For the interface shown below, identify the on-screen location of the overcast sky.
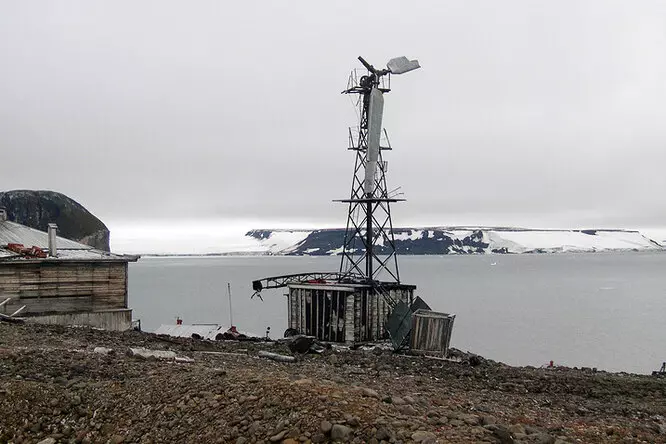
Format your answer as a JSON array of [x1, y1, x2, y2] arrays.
[[2, 1, 666, 251]]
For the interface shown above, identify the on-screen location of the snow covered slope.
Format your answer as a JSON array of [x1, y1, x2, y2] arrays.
[[245, 229, 313, 254], [245, 227, 664, 255]]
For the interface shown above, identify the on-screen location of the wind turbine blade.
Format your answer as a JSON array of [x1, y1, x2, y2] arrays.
[[364, 87, 384, 195], [387, 56, 421, 75]]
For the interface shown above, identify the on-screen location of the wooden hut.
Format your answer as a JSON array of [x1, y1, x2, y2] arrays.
[[286, 281, 416, 343], [0, 208, 139, 330]]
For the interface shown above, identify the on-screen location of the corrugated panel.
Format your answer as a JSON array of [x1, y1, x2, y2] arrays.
[[386, 300, 413, 350], [0, 249, 138, 262], [0, 249, 18, 258], [0, 220, 138, 262], [0, 220, 90, 249], [55, 250, 134, 260]]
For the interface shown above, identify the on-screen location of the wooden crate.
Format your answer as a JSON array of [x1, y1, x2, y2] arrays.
[[410, 309, 455, 357]]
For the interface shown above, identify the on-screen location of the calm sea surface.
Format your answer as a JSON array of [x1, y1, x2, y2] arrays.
[[128, 252, 666, 374]]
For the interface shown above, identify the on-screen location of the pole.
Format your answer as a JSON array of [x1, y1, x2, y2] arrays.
[[366, 200, 373, 282], [227, 282, 234, 327]]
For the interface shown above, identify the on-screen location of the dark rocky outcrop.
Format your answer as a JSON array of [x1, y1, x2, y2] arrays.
[[247, 228, 491, 255], [0, 190, 110, 251]]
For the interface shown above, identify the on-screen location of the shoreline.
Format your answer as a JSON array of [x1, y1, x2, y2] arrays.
[[134, 249, 666, 258]]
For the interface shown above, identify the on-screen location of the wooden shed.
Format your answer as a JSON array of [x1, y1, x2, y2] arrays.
[[287, 281, 416, 343], [409, 309, 455, 357], [0, 209, 139, 330]]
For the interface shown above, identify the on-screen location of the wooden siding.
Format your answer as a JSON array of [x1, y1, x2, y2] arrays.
[[289, 284, 414, 343], [0, 262, 128, 316], [410, 310, 455, 356], [28, 309, 132, 331]]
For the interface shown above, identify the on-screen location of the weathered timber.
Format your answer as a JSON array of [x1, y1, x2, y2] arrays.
[[287, 283, 414, 343], [0, 262, 128, 317]]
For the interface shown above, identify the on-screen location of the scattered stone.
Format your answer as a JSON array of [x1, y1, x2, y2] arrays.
[[481, 415, 496, 425], [411, 431, 436, 443], [461, 414, 480, 425], [375, 427, 392, 441], [320, 421, 332, 434], [270, 431, 287, 442], [396, 405, 418, 416], [93, 347, 113, 355], [508, 424, 526, 436], [532, 433, 556, 444], [311, 434, 326, 443], [492, 426, 515, 444], [360, 387, 380, 399], [330, 424, 352, 441], [292, 378, 313, 385], [0, 322, 660, 444]]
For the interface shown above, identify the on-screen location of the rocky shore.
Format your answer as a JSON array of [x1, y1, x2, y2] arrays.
[[1, 323, 665, 443]]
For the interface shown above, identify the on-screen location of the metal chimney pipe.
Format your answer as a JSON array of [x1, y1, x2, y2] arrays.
[[48, 223, 58, 257]]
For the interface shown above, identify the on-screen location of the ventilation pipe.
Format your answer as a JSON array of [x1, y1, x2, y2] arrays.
[[0, 207, 7, 221], [48, 223, 58, 257]]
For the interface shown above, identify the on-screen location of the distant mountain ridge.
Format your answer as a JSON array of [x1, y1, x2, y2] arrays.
[[246, 227, 664, 256], [0, 190, 110, 251]]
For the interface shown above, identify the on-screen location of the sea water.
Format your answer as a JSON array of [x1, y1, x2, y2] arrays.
[[128, 252, 666, 374]]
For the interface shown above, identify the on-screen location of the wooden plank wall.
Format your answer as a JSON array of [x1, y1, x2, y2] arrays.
[[287, 285, 415, 344], [28, 309, 132, 331], [0, 262, 128, 315], [410, 312, 455, 357], [289, 287, 348, 342]]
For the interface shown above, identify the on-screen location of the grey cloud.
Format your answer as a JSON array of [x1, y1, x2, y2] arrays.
[[1, 1, 665, 231]]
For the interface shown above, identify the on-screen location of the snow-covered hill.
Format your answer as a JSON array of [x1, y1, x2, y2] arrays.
[[245, 227, 664, 255]]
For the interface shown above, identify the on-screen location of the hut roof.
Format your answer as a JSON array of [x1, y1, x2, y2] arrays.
[[0, 219, 138, 263]]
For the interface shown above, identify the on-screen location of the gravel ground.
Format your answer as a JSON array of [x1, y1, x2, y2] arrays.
[[1, 322, 665, 444]]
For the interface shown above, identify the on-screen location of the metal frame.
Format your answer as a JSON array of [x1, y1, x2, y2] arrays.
[[252, 271, 364, 293], [338, 56, 402, 286], [249, 57, 419, 312]]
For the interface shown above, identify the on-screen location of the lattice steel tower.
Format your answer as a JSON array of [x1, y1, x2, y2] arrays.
[[338, 56, 420, 285]]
